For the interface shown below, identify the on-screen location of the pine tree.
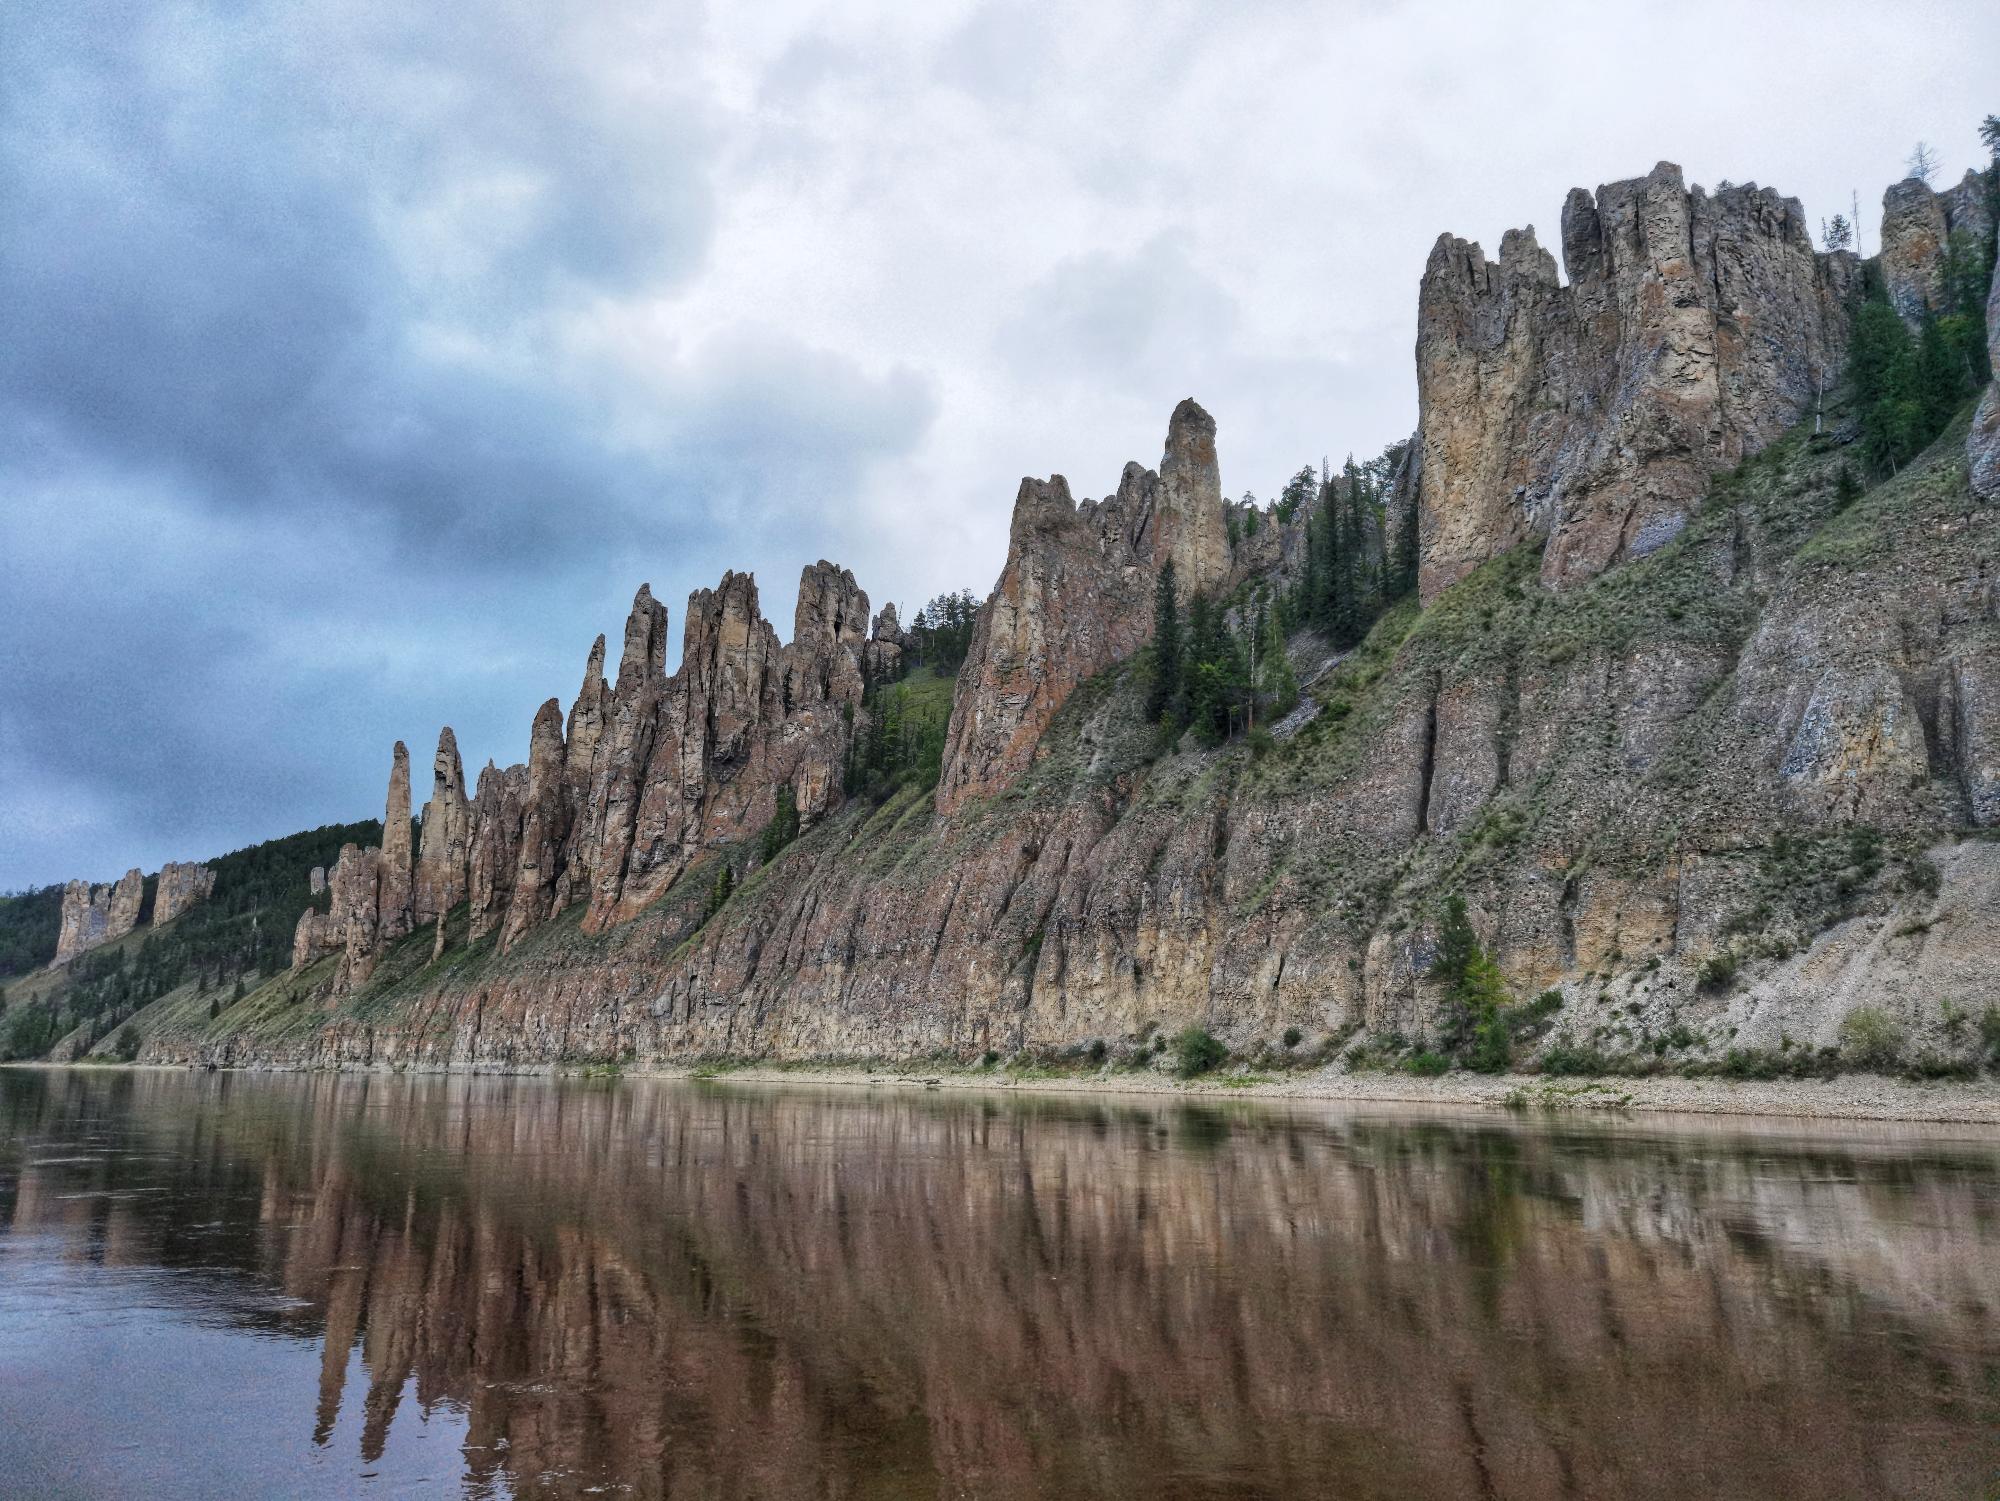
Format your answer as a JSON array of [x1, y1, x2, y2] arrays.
[[1257, 598, 1296, 717], [707, 862, 735, 917]]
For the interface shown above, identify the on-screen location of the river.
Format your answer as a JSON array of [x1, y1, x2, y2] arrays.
[[2, 1068, 1997, 1498]]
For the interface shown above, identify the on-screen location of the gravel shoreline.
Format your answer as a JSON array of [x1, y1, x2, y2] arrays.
[[659, 1063, 2000, 1125]]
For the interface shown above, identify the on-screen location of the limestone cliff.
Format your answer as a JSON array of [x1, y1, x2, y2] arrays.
[[146, 153, 2000, 1081], [1414, 163, 1856, 599]]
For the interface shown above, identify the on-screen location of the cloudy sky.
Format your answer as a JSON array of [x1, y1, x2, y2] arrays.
[[2, 0, 1993, 889]]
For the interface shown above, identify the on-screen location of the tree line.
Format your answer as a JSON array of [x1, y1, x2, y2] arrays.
[[1148, 438, 1415, 748]]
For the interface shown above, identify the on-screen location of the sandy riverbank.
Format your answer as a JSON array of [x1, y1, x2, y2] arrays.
[[649, 1061, 2000, 1125]]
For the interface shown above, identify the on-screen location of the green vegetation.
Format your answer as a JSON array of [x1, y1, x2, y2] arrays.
[[1850, 128, 1995, 475], [1289, 443, 1414, 650], [899, 590, 981, 676], [1837, 1006, 1907, 1072], [757, 786, 801, 865], [0, 820, 379, 1061], [0, 884, 64, 977], [845, 666, 956, 799], [1431, 895, 1512, 1073], [1171, 1026, 1228, 1078]]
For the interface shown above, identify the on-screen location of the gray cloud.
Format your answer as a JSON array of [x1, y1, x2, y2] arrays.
[[3, 0, 1995, 888]]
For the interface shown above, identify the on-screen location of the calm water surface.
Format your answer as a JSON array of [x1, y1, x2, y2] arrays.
[[2, 1069, 1998, 1500]]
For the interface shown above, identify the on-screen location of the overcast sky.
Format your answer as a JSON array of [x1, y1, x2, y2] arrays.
[[2, 0, 1993, 889]]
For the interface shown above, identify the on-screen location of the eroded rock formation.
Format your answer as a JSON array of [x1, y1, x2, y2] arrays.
[[1881, 170, 1993, 325], [147, 862, 212, 927], [935, 398, 1225, 815], [412, 729, 471, 928], [1414, 163, 1856, 599], [52, 868, 143, 964]]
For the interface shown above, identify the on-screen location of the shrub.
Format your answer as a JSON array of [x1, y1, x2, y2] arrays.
[[1172, 1027, 1228, 1078], [1837, 1006, 1906, 1071], [1697, 950, 1739, 992], [1405, 1051, 1450, 1077], [114, 1024, 141, 1062], [1281, 1026, 1303, 1049], [1085, 1038, 1107, 1066]]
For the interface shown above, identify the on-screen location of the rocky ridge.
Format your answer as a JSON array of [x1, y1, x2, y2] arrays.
[[53, 859, 217, 965], [143, 156, 2000, 1078]]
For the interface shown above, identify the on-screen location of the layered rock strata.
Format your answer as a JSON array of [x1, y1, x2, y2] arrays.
[[1414, 163, 1857, 599]]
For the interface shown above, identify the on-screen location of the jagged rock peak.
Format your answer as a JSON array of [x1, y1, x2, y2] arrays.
[[1414, 160, 1855, 599], [937, 400, 1227, 815], [503, 699, 570, 950], [413, 726, 472, 927], [377, 741, 414, 944], [467, 760, 528, 943]]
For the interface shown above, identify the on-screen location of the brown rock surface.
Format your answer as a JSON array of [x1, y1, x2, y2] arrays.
[[502, 700, 570, 951], [412, 728, 471, 926], [376, 742, 413, 944], [936, 400, 1226, 815], [1415, 164, 1854, 598], [466, 761, 528, 943], [53, 868, 144, 965], [153, 861, 216, 925], [1880, 177, 1950, 321]]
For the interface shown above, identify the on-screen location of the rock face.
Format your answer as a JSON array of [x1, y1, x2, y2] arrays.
[[1881, 171, 1993, 326], [412, 728, 472, 927], [863, 603, 907, 681], [467, 761, 528, 942], [185, 156, 2000, 1081], [1414, 163, 1856, 599], [935, 398, 1225, 815], [52, 867, 144, 964], [153, 861, 216, 925], [1972, 220, 2000, 502], [376, 742, 413, 945]]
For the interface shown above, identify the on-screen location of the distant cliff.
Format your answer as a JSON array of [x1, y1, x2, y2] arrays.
[[58, 153, 2000, 1079]]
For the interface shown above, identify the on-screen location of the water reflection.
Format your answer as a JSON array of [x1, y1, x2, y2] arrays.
[[3, 1068, 1998, 1499]]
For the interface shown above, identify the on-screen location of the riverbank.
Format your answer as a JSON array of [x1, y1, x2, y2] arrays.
[[653, 1060, 2000, 1125]]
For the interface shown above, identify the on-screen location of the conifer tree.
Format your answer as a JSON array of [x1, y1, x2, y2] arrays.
[[1147, 559, 1183, 730]]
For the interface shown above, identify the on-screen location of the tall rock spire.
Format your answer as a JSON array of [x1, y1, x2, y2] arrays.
[[503, 700, 570, 951], [553, 634, 609, 912], [413, 727, 471, 928], [376, 741, 414, 944]]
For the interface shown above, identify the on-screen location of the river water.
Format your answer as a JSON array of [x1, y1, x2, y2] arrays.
[[2, 1069, 1997, 1499]]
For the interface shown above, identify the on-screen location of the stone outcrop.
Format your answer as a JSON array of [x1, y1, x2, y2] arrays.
[[376, 742, 413, 945], [52, 867, 143, 964], [153, 861, 216, 925], [467, 761, 528, 942], [1414, 163, 1856, 599], [502, 700, 571, 950], [1881, 170, 1993, 325], [1879, 178, 1950, 321], [1972, 219, 2000, 502], [412, 729, 471, 928], [935, 398, 1225, 815], [863, 603, 907, 681]]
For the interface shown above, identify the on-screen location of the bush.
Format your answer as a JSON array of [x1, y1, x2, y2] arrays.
[[1837, 1006, 1906, 1071], [1697, 950, 1739, 992], [114, 1024, 141, 1062], [1404, 1050, 1450, 1077], [1172, 1027, 1228, 1078], [1281, 1026, 1302, 1049]]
